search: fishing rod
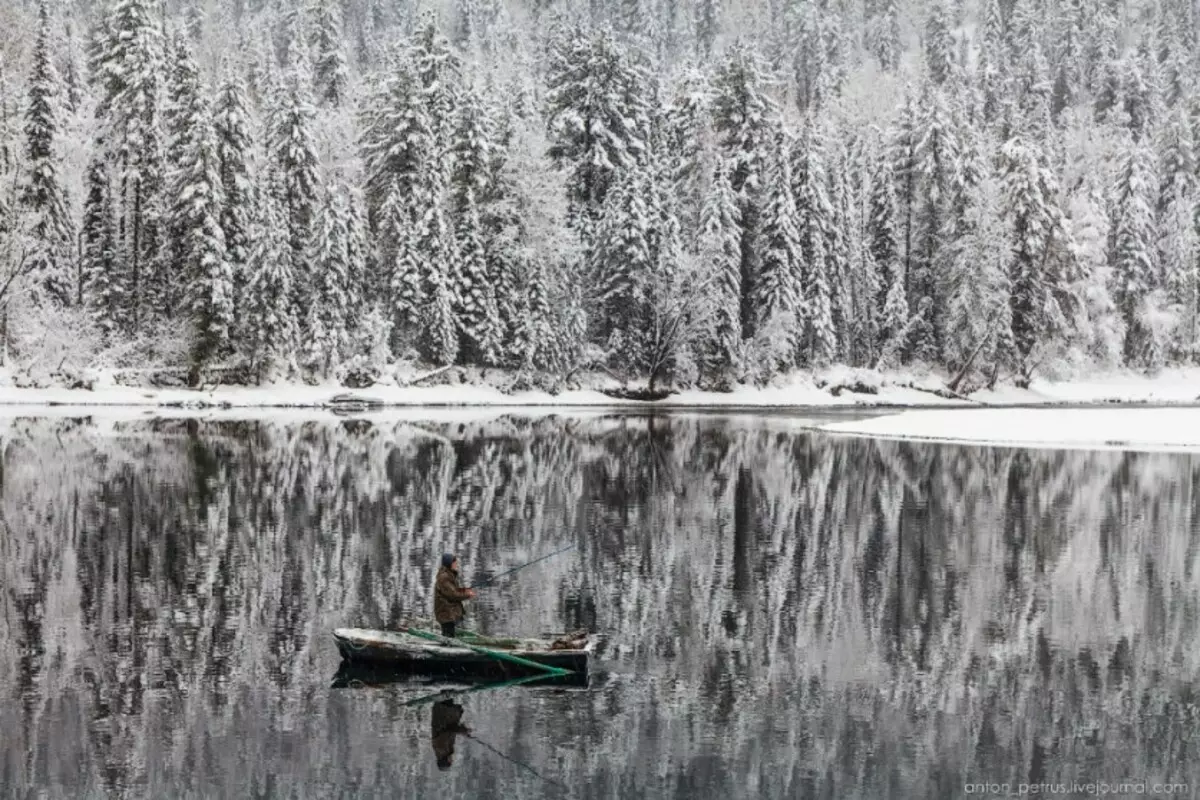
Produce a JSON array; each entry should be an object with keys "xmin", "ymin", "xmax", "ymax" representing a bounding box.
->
[{"xmin": 471, "ymin": 543, "xmax": 576, "ymax": 590}]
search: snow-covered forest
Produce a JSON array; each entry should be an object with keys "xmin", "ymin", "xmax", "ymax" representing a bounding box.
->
[
  {"xmin": 3, "ymin": 415, "xmax": 1199, "ymax": 795},
  {"xmin": 0, "ymin": 0, "xmax": 1197, "ymax": 390}
]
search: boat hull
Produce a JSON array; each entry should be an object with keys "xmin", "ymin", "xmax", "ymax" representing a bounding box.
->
[{"xmin": 332, "ymin": 627, "xmax": 592, "ymax": 684}]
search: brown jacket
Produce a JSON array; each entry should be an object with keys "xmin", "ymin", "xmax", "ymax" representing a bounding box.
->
[{"xmin": 433, "ymin": 565, "xmax": 471, "ymax": 623}]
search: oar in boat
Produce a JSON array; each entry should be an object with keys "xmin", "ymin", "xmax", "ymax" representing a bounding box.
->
[
  {"xmin": 402, "ymin": 674, "xmax": 557, "ymax": 708},
  {"xmin": 471, "ymin": 544, "xmax": 576, "ymax": 590},
  {"xmin": 398, "ymin": 626, "xmax": 573, "ymax": 678}
]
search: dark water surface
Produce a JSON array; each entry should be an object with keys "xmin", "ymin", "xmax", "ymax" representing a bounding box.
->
[{"xmin": 3, "ymin": 412, "xmax": 1200, "ymax": 799}]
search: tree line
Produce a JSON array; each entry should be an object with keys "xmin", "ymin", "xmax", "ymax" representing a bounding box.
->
[{"xmin": 0, "ymin": 0, "xmax": 1197, "ymax": 389}]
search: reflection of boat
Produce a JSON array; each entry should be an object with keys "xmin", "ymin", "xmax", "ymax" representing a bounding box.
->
[
  {"xmin": 330, "ymin": 662, "xmax": 588, "ymax": 691},
  {"xmin": 332, "ymin": 627, "xmax": 594, "ymax": 684}
]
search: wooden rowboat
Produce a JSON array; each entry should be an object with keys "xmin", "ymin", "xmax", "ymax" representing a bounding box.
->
[{"xmin": 332, "ymin": 627, "xmax": 595, "ymax": 684}]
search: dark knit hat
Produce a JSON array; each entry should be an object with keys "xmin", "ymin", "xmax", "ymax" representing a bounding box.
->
[{"xmin": 441, "ymin": 553, "xmax": 456, "ymax": 568}]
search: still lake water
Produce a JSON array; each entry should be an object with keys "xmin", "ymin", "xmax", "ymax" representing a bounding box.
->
[{"xmin": 3, "ymin": 411, "xmax": 1200, "ymax": 799}]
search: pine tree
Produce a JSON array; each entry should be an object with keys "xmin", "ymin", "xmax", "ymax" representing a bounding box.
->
[
  {"xmin": 942, "ymin": 173, "xmax": 1012, "ymax": 377},
  {"xmin": 592, "ymin": 167, "xmax": 655, "ymax": 350},
  {"xmin": 450, "ymin": 86, "xmax": 493, "ymax": 216},
  {"xmin": 82, "ymin": 153, "xmax": 122, "ymax": 338},
  {"xmin": 213, "ymin": 75, "xmax": 254, "ymax": 338},
  {"xmin": 454, "ymin": 189, "xmax": 502, "ymax": 365},
  {"xmin": 309, "ymin": 0, "xmax": 348, "ymax": 107},
  {"xmin": 792, "ymin": 124, "xmax": 837, "ymax": 367},
  {"xmin": 416, "ymin": 200, "xmax": 459, "ymax": 366},
  {"xmin": 699, "ymin": 160, "xmax": 743, "ymax": 383},
  {"xmin": 911, "ymin": 85, "xmax": 960, "ymax": 361},
  {"xmin": 377, "ymin": 183, "xmax": 421, "ymax": 348},
  {"xmin": 711, "ymin": 45, "xmax": 775, "ymax": 339},
  {"xmin": 1110, "ymin": 142, "xmax": 1162, "ymax": 368},
  {"xmin": 1000, "ymin": 135, "xmax": 1082, "ymax": 367},
  {"xmin": 868, "ymin": 154, "xmax": 904, "ymax": 352},
  {"xmin": 94, "ymin": 0, "xmax": 166, "ymax": 334},
  {"xmin": 864, "ymin": 0, "xmax": 899, "ymax": 71},
  {"xmin": 306, "ymin": 186, "xmax": 351, "ymax": 374},
  {"xmin": 21, "ymin": 0, "xmax": 72, "ymax": 307},
  {"xmin": 360, "ymin": 57, "xmax": 432, "ymax": 222},
  {"xmin": 245, "ymin": 174, "xmax": 296, "ymax": 381},
  {"xmin": 267, "ymin": 75, "xmax": 321, "ymax": 323},
  {"xmin": 695, "ymin": 0, "xmax": 720, "ymax": 58},
  {"xmin": 163, "ymin": 31, "xmax": 202, "ymax": 316},
  {"xmin": 62, "ymin": 21, "xmax": 85, "ymax": 114},
  {"xmin": 663, "ymin": 67, "xmax": 710, "ymax": 242},
  {"xmin": 754, "ymin": 134, "xmax": 801, "ymax": 361},
  {"xmin": 545, "ymin": 25, "xmax": 651, "ymax": 228},
  {"xmin": 171, "ymin": 92, "xmax": 234, "ymax": 383},
  {"xmin": 924, "ymin": 2, "xmax": 954, "ymax": 86}
]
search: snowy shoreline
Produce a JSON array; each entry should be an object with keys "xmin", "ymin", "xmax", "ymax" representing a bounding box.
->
[{"xmin": 0, "ymin": 365, "xmax": 1198, "ymax": 411}]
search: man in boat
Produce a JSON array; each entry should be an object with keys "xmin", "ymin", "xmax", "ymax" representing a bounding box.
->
[
  {"xmin": 431, "ymin": 698, "xmax": 471, "ymax": 771},
  {"xmin": 434, "ymin": 553, "xmax": 475, "ymax": 638}
]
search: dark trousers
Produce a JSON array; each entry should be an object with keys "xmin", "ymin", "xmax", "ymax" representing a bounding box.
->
[{"xmin": 440, "ymin": 621, "xmax": 456, "ymax": 638}]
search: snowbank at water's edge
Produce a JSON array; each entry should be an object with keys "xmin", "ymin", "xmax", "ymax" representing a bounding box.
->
[
  {"xmin": 0, "ymin": 364, "xmax": 1196, "ymax": 410},
  {"xmin": 815, "ymin": 407, "xmax": 1200, "ymax": 453}
]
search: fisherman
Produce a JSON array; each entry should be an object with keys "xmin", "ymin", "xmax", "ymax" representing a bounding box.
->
[
  {"xmin": 431, "ymin": 698, "xmax": 471, "ymax": 771},
  {"xmin": 434, "ymin": 553, "xmax": 475, "ymax": 638}
]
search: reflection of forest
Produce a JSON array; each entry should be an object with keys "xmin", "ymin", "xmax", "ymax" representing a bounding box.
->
[{"xmin": 2, "ymin": 414, "xmax": 1199, "ymax": 798}]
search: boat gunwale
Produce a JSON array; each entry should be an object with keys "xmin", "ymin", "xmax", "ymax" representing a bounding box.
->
[{"xmin": 332, "ymin": 627, "xmax": 598, "ymax": 658}]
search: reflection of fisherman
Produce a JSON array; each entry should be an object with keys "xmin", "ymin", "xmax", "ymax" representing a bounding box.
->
[{"xmin": 431, "ymin": 699, "xmax": 471, "ymax": 771}]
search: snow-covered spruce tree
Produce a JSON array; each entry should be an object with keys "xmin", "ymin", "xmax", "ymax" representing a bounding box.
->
[
  {"xmin": 754, "ymin": 132, "xmax": 801, "ymax": 367},
  {"xmin": 889, "ymin": 89, "xmax": 920, "ymax": 353},
  {"xmin": 410, "ymin": 12, "xmax": 460, "ymax": 183},
  {"xmin": 866, "ymin": 0, "xmax": 901, "ymax": 71},
  {"xmin": 244, "ymin": 171, "xmax": 296, "ymax": 382},
  {"xmin": 309, "ymin": 0, "xmax": 348, "ymax": 107},
  {"xmin": 825, "ymin": 143, "xmax": 855, "ymax": 363},
  {"xmin": 360, "ymin": 56, "xmax": 433, "ymax": 226},
  {"xmin": 454, "ymin": 189, "xmax": 502, "ymax": 366},
  {"xmin": 999, "ymin": 135, "xmax": 1082, "ymax": 377},
  {"xmin": 867, "ymin": 152, "xmax": 905, "ymax": 356},
  {"xmin": 213, "ymin": 74, "xmax": 254, "ymax": 340},
  {"xmin": 910, "ymin": 84, "xmax": 960, "ymax": 362},
  {"xmin": 662, "ymin": 67, "xmax": 710, "ymax": 243},
  {"xmin": 792, "ymin": 122, "xmax": 837, "ymax": 368},
  {"xmin": 305, "ymin": 185, "xmax": 350, "ymax": 375},
  {"xmin": 450, "ymin": 85, "xmax": 493, "ymax": 217},
  {"xmin": 383, "ymin": 186, "xmax": 423, "ymax": 353},
  {"xmin": 591, "ymin": 165, "xmax": 655, "ymax": 363},
  {"xmin": 694, "ymin": 0, "xmax": 720, "ymax": 58},
  {"xmin": 344, "ymin": 186, "xmax": 368, "ymax": 339},
  {"xmin": 162, "ymin": 31, "xmax": 202, "ymax": 317},
  {"xmin": 699, "ymin": 160, "xmax": 743, "ymax": 385},
  {"xmin": 415, "ymin": 197, "xmax": 459, "ymax": 367},
  {"xmin": 711, "ymin": 44, "xmax": 775, "ymax": 340},
  {"xmin": 924, "ymin": 1, "xmax": 954, "ymax": 86},
  {"xmin": 266, "ymin": 73, "xmax": 320, "ymax": 326},
  {"xmin": 545, "ymin": 24, "xmax": 650, "ymax": 232},
  {"xmin": 1110, "ymin": 141, "xmax": 1164, "ymax": 369},
  {"xmin": 21, "ymin": 0, "xmax": 72, "ymax": 308},
  {"xmin": 1157, "ymin": 106, "xmax": 1198, "ymax": 360},
  {"xmin": 941, "ymin": 173, "xmax": 1012, "ymax": 381},
  {"xmin": 82, "ymin": 152, "xmax": 122, "ymax": 340},
  {"xmin": 94, "ymin": 0, "xmax": 166, "ymax": 334},
  {"xmin": 169, "ymin": 90, "xmax": 233, "ymax": 384},
  {"xmin": 62, "ymin": 20, "xmax": 85, "ymax": 114}
]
